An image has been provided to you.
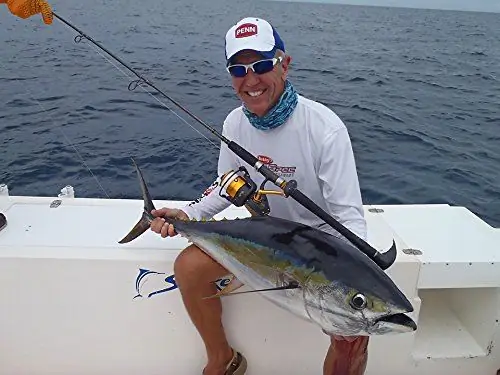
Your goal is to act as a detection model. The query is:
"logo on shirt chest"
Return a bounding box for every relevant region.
[257,155,296,178]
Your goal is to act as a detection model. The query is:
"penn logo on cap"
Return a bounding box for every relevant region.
[235,23,258,38]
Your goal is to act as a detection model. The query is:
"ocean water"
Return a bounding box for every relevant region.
[1,0,499,228]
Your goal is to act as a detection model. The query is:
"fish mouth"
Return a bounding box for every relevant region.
[375,312,417,331]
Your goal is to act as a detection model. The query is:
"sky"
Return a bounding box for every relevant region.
[270,0,500,13]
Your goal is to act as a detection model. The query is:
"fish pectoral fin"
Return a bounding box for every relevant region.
[203,281,300,299]
[202,277,245,300]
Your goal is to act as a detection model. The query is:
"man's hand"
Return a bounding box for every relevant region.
[150,208,189,238]
[3,0,53,25]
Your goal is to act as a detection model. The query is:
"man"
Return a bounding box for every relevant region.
[150,17,370,375]
[5,5,369,372]
[1,0,53,24]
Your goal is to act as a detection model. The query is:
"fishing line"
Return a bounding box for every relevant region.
[81,38,219,148]
[26,87,112,198]
[0,54,111,199]
[53,12,225,147]
[2,13,217,200]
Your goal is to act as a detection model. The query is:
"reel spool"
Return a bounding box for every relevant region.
[218,166,284,217]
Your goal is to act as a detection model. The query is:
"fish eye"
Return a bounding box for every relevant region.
[350,293,367,310]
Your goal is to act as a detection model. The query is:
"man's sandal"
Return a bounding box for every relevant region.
[203,349,247,375]
[224,349,247,375]
[0,213,6,232]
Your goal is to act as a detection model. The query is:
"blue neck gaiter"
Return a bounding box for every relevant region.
[242,80,298,131]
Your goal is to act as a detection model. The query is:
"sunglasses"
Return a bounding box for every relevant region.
[226,56,283,78]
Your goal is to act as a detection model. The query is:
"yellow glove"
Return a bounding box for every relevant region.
[2,0,53,25]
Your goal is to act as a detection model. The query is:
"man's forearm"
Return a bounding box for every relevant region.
[181,176,232,221]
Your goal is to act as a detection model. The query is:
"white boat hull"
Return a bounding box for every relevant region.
[0,189,498,374]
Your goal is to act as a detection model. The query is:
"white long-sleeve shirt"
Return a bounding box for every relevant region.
[182,94,367,241]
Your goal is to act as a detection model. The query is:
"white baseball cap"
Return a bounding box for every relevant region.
[225,17,285,64]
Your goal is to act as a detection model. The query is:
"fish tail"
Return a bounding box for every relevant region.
[118,158,157,244]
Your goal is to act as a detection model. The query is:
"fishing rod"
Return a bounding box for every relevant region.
[51,12,397,271]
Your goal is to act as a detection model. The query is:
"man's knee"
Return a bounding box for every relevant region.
[173,244,227,284]
[174,244,207,276]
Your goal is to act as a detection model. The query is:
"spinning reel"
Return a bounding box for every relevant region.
[218,166,285,217]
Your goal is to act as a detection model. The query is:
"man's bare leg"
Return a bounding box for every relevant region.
[174,244,234,375]
[323,335,369,375]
